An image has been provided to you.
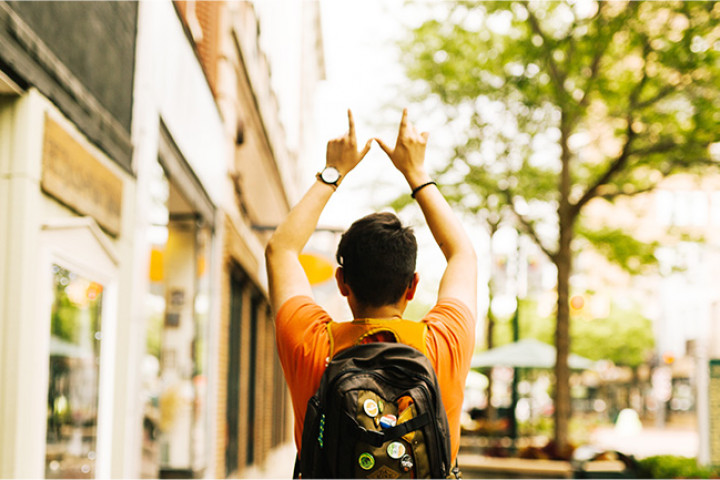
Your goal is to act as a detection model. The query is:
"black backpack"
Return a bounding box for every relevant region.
[297,342,455,479]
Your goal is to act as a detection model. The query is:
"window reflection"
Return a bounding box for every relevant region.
[46,264,103,479]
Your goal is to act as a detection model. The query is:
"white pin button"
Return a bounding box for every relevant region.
[387,441,406,459]
[363,399,379,418]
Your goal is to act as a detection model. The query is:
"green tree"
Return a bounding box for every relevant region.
[400,0,720,450]
[571,304,655,368]
[492,297,654,368]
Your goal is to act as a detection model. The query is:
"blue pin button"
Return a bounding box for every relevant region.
[379,414,397,429]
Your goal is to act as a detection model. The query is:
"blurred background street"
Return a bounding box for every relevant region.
[1,1,719,479]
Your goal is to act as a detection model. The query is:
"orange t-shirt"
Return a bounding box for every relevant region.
[274,295,476,461]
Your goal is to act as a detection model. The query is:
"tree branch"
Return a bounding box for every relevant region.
[526,7,567,101]
[594,151,720,203]
[598,183,662,202]
[576,48,603,110]
[628,36,652,107]
[577,2,610,110]
[628,139,677,158]
[666,155,720,169]
[635,84,679,110]
[501,188,558,263]
[571,35,654,216]
[571,120,636,216]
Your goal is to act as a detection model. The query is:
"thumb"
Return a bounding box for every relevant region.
[420,131,430,143]
[359,138,373,158]
[374,137,393,157]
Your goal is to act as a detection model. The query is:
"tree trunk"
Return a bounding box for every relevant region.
[486,224,498,425]
[554,114,574,456]
[554,223,572,455]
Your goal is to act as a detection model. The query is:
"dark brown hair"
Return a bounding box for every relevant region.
[336,212,417,307]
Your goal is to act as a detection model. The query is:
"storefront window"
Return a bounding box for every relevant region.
[141,158,212,477]
[46,264,104,478]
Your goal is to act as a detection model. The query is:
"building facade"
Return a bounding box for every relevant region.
[0,1,325,478]
[0,2,139,478]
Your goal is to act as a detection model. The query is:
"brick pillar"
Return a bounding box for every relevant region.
[261,305,275,457]
[237,285,252,468]
[214,259,231,477]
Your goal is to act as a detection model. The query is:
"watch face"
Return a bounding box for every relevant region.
[321,166,340,184]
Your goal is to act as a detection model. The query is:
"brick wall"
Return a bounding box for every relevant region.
[217,214,290,477]
[193,1,220,96]
[174,0,221,96]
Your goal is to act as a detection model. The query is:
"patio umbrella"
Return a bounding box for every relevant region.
[471,338,595,370]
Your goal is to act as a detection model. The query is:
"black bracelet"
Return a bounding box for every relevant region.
[411,181,437,198]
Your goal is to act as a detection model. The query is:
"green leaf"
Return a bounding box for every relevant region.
[576,224,659,275]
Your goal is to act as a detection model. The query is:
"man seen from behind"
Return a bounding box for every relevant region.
[265,108,478,474]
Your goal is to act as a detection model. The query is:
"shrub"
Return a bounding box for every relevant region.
[636,455,719,479]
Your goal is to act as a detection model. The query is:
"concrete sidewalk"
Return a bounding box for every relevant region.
[239,443,297,479]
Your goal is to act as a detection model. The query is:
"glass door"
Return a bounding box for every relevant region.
[45,264,105,478]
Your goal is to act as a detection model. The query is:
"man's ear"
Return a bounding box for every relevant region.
[405,272,419,301]
[335,267,350,297]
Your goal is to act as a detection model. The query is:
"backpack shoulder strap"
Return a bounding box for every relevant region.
[328,319,428,358]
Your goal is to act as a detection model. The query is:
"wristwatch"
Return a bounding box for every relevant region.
[317,166,341,188]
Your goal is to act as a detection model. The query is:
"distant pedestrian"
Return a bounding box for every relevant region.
[265,108,477,477]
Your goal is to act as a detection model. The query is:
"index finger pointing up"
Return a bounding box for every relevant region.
[399,108,408,135]
[347,108,355,140]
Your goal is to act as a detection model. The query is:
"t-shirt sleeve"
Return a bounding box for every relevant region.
[423,298,476,375]
[275,295,332,386]
[275,295,334,452]
[422,298,476,460]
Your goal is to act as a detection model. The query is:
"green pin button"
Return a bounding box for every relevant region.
[358,452,375,470]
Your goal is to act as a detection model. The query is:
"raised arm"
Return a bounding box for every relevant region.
[265,109,372,312]
[376,109,477,318]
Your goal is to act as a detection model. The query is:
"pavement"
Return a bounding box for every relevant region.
[239,442,297,479]
[589,424,698,459]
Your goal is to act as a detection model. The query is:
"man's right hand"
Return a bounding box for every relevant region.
[374,108,431,188]
[326,109,372,181]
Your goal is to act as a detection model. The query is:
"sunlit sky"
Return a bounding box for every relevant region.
[313,0,412,223]
[303,0,492,322]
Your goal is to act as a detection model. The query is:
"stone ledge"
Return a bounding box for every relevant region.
[458,454,628,479]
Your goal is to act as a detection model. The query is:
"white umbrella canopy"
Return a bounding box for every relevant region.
[464,369,489,390]
[471,338,595,370]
